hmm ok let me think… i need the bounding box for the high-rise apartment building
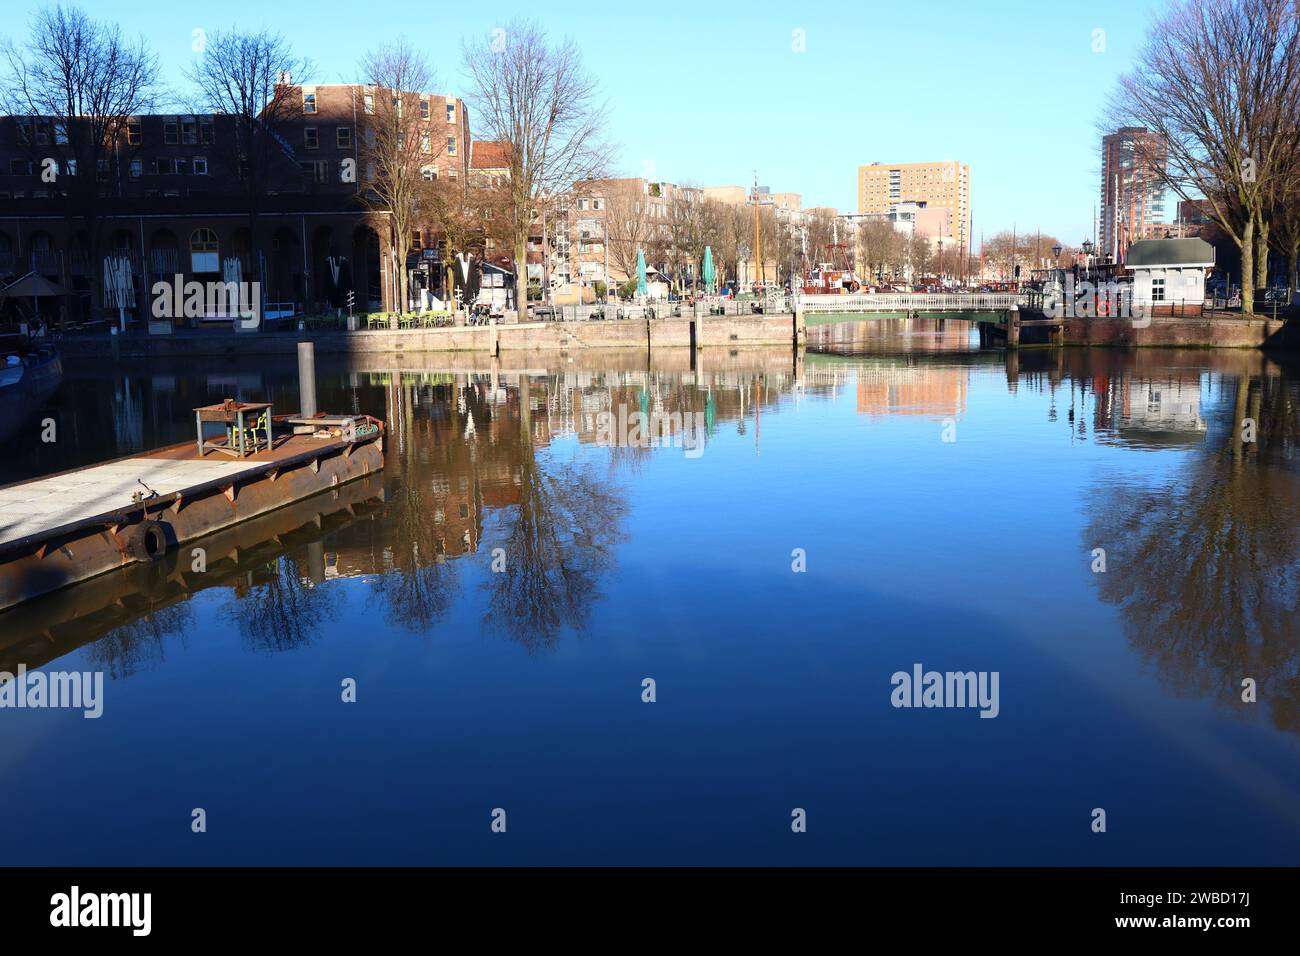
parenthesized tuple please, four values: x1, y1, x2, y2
(1100, 127, 1168, 262)
(858, 161, 969, 251)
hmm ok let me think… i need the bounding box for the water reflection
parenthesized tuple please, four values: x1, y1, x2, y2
(0, 474, 386, 676)
(1, 345, 1297, 745)
(808, 316, 978, 354)
(1084, 355, 1300, 732)
(853, 362, 969, 418)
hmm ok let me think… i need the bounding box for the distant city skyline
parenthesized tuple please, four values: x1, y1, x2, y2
(3, 0, 1167, 243)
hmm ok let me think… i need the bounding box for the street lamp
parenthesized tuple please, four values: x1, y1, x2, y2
(1081, 239, 1094, 280)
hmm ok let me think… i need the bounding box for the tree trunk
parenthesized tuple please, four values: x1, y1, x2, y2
(515, 234, 527, 314)
(1240, 216, 1255, 316)
(1287, 247, 1298, 302)
(1255, 222, 1269, 292)
(540, 206, 549, 306)
(394, 233, 408, 314)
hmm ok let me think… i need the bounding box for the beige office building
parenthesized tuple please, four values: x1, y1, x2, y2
(858, 161, 970, 251)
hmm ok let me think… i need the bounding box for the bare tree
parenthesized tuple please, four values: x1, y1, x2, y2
(1108, 0, 1300, 314)
(981, 230, 1071, 281)
(1266, 150, 1300, 297)
(665, 187, 705, 293)
(357, 40, 442, 313)
(2, 3, 158, 321)
(697, 198, 733, 289)
(187, 30, 306, 274)
(421, 173, 511, 307)
(602, 182, 654, 281)
(759, 207, 795, 288)
(724, 202, 751, 289)
(909, 232, 934, 279)
(462, 18, 609, 311)
(802, 209, 840, 269)
(859, 219, 905, 281)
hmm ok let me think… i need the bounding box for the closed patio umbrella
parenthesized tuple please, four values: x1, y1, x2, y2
(702, 246, 715, 294)
(2, 271, 68, 326)
(636, 248, 648, 299)
(103, 255, 136, 332)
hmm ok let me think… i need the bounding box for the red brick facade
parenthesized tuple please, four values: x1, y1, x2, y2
(0, 83, 471, 325)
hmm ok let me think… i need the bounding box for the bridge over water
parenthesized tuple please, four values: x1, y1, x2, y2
(794, 293, 1062, 347)
(795, 293, 1025, 323)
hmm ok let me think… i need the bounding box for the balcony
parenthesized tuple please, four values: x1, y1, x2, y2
(70, 251, 95, 276)
(105, 249, 144, 274)
(149, 248, 180, 275)
(29, 250, 62, 275)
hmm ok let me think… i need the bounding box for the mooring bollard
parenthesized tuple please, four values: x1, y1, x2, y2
(1006, 309, 1021, 348)
(298, 341, 317, 417)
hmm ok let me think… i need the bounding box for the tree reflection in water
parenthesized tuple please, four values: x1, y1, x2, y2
(369, 556, 462, 634)
(362, 377, 479, 634)
(231, 555, 340, 652)
(85, 602, 195, 679)
(364, 374, 631, 650)
(482, 460, 627, 653)
(1087, 362, 1300, 732)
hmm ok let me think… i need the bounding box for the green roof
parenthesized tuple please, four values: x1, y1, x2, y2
(1126, 238, 1215, 267)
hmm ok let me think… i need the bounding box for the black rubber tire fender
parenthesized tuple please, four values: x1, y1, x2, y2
(123, 519, 169, 562)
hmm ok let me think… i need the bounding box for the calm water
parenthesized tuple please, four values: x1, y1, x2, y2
(1, 320, 1298, 865)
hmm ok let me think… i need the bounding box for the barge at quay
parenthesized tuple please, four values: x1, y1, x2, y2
(0, 404, 384, 613)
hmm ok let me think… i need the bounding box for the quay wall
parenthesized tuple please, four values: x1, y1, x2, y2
(59, 315, 803, 359)
(1058, 315, 1291, 349)
(53, 312, 1297, 358)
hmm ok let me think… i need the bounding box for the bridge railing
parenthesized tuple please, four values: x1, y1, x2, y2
(795, 293, 1024, 313)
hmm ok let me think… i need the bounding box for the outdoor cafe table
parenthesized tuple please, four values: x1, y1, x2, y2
(193, 401, 274, 458)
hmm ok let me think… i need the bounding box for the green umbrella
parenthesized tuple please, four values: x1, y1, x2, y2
(702, 246, 715, 293)
(636, 247, 648, 298)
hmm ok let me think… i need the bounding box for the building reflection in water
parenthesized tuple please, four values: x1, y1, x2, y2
(343, 366, 788, 650)
(0, 361, 797, 666)
(855, 363, 968, 418)
(1082, 355, 1300, 734)
(808, 316, 978, 355)
(1, 347, 1296, 738)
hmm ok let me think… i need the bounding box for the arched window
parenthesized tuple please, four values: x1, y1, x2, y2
(190, 228, 219, 273)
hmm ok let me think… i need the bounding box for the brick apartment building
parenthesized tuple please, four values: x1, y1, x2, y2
(0, 79, 471, 326)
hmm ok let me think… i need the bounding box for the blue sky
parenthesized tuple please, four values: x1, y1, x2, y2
(18, 0, 1166, 243)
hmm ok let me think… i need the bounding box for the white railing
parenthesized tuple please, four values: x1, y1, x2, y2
(795, 293, 1022, 313)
